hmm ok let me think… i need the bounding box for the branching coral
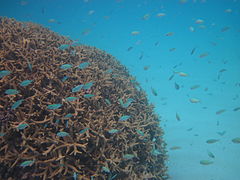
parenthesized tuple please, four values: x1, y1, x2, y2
(0, 17, 168, 179)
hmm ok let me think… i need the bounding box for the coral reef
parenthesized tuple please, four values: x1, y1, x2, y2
(0, 17, 168, 179)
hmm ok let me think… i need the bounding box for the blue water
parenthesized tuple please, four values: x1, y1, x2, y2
(1, 0, 240, 179)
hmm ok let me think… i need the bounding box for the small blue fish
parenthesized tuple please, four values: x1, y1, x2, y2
(73, 172, 77, 180)
(71, 84, 84, 93)
(217, 131, 226, 136)
(102, 166, 110, 173)
(47, 104, 62, 110)
(124, 98, 134, 108)
(112, 74, 118, 78)
(105, 99, 111, 105)
(110, 174, 117, 180)
(108, 129, 120, 134)
(20, 80, 33, 87)
(83, 81, 94, 90)
(119, 115, 131, 121)
(0, 70, 11, 78)
(55, 119, 60, 124)
(151, 87, 158, 96)
(64, 113, 73, 118)
(5, 89, 19, 95)
(232, 137, 240, 144)
(56, 131, 70, 137)
(83, 94, 94, 98)
(200, 160, 214, 165)
(65, 120, 69, 128)
(79, 128, 89, 134)
(20, 160, 35, 167)
(119, 98, 134, 108)
(61, 76, 69, 82)
(206, 139, 219, 144)
(136, 129, 144, 136)
(151, 149, 162, 156)
(11, 99, 24, 110)
(0, 132, 5, 137)
(70, 50, 76, 56)
(66, 97, 79, 101)
(105, 69, 113, 73)
(60, 64, 73, 70)
(58, 44, 70, 50)
(207, 151, 215, 158)
(130, 79, 136, 83)
(17, 123, 29, 130)
(127, 98, 134, 103)
(78, 62, 90, 69)
(119, 99, 124, 107)
(123, 154, 135, 159)
(71, 41, 81, 47)
(27, 60, 32, 71)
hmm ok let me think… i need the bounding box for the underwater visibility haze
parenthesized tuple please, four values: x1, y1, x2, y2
(0, 0, 240, 180)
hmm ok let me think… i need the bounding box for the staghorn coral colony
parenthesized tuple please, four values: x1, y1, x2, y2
(0, 17, 168, 180)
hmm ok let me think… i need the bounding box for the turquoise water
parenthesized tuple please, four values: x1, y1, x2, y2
(1, 0, 240, 179)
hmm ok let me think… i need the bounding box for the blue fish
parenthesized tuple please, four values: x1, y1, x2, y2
(119, 98, 134, 108)
(73, 172, 77, 180)
(27, 60, 32, 71)
(83, 94, 94, 98)
(151, 149, 162, 156)
(108, 129, 120, 134)
(122, 102, 131, 108)
(11, 99, 24, 110)
(60, 64, 73, 70)
(207, 151, 215, 159)
(105, 69, 113, 73)
(5, 89, 19, 95)
(54, 119, 60, 124)
(47, 104, 62, 110)
(64, 113, 73, 118)
(56, 131, 69, 137)
(110, 174, 117, 180)
(58, 44, 70, 50)
(105, 99, 111, 105)
(20, 160, 35, 167)
(79, 128, 89, 134)
(20, 80, 33, 87)
(124, 98, 134, 107)
(65, 97, 79, 101)
(71, 84, 84, 93)
(71, 41, 81, 47)
(0, 70, 11, 78)
(70, 50, 76, 56)
(136, 129, 144, 136)
(0, 133, 5, 137)
(65, 120, 69, 128)
(77, 62, 90, 69)
(61, 76, 69, 82)
(102, 166, 110, 173)
(17, 123, 29, 130)
(119, 99, 124, 106)
(119, 115, 131, 121)
(123, 154, 135, 159)
(83, 81, 94, 90)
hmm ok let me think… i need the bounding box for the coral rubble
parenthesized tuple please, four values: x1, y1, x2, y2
(0, 17, 168, 179)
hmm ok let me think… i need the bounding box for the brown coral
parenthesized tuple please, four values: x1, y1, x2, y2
(0, 17, 168, 180)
